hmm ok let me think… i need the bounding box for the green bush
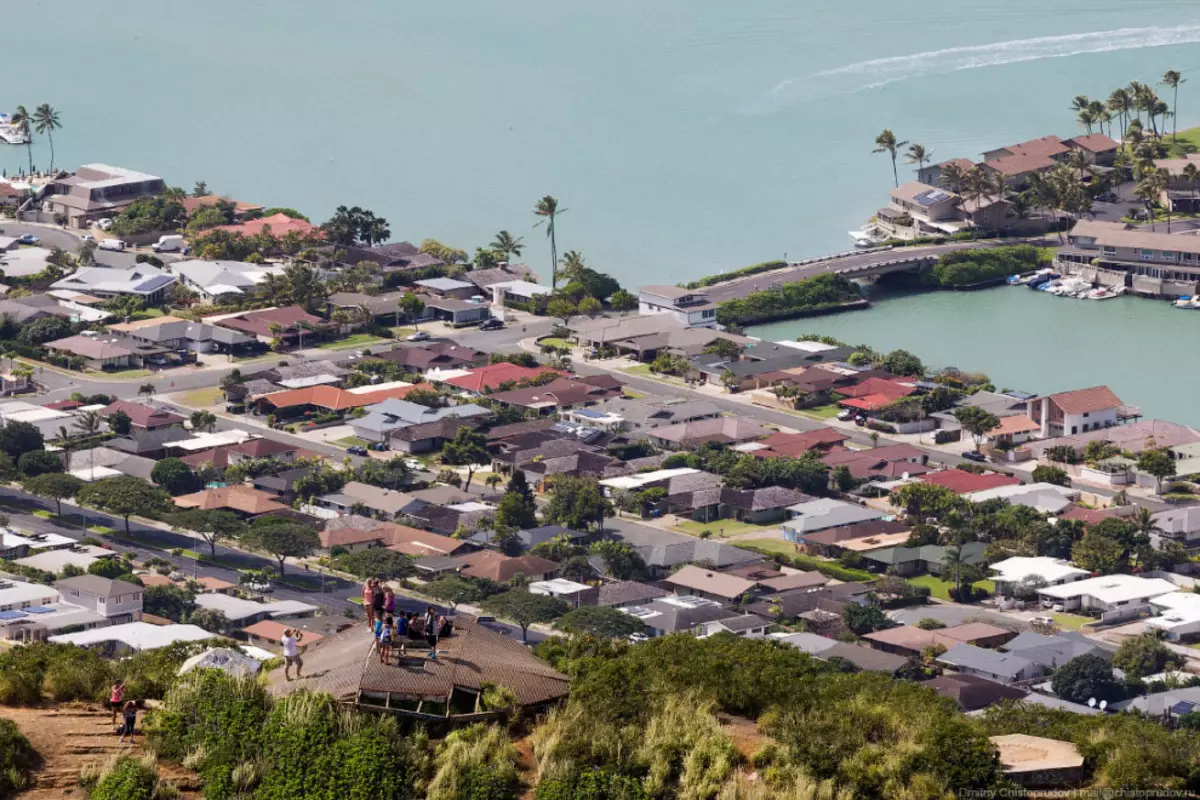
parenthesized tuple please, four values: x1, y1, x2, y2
(929, 245, 1040, 287)
(0, 717, 38, 797)
(736, 545, 874, 583)
(715, 273, 861, 326)
(685, 259, 786, 289)
(0, 643, 113, 705)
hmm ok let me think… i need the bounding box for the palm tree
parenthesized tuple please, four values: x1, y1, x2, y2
(138, 383, 156, 402)
(1108, 88, 1132, 141)
(1154, 100, 1172, 140)
(1077, 107, 1097, 134)
(533, 196, 566, 288)
(1070, 95, 1092, 114)
(559, 250, 587, 283)
(904, 143, 931, 177)
(1183, 162, 1200, 212)
(365, 217, 390, 246)
(10, 106, 33, 173)
(1163, 70, 1186, 141)
(872, 129, 908, 188)
(1128, 81, 1149, 124)
(1065, 148, 1095, 183)
(31, 104, 61, 172)
(489, 230, 524, 265)
(1135, 172, 1167, 231)
(73, 410, 101, 440)
(938, 162, 971, 195)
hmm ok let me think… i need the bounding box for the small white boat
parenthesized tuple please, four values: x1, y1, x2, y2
(848, 224, 889, 248)
(1087, 286, 1123, 300)
(1049, 277, 1091, 297)
(1174, 295, 1199, 308)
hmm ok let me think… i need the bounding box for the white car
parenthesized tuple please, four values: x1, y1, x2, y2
(1030, 616, 1054, 627)
(97, 218, 113, 231)
(406, 331, 430, 342)
(79, 234, 95, 243)
(246, 581, 273, 594)
(403, 458, 423, 471)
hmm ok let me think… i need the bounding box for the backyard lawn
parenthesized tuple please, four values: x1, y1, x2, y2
(673, 518, 779, 539)
(799, 404, 842, 420)
(129, 307, 165, 321)
(908, 574, 996, 601)
(1051, 612, 1091, 632)
(318, 333, 390, 350)
(180, 386, 223, 408)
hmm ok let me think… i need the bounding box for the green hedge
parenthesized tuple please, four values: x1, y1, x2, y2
(715, 273, 862, 326)
(738, 544, 875, 582)
(685, 260, 786, 289)
(929, 245, 1041, 287)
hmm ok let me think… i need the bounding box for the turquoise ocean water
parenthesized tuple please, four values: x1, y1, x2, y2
(5, 1, 1200, 287)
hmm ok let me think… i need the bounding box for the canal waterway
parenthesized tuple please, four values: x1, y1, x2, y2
(5, 1, 1200, 286)
(748, 287, 1200, 426)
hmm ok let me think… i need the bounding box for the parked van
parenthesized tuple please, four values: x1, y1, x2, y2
(151, 234, 184, 253)
(98, 239, 126, 252)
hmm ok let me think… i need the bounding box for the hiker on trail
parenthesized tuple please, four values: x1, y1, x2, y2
(282, 628, 304, 681)
(109, 680, 125, 725)
(379, 615, 394, 665)
(424, 606, 438, 651)
(362, 580, 376, 629)
(118, 701, 137, 744)
(371, 579, 385, 626)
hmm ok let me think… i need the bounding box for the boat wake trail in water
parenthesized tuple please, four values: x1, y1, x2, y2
(755, 24, 1200, 111)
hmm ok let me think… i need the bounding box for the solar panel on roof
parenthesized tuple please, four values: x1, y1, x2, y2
(135, 275, 175, 293)
(22, 606, 54, 614)
(1171, 701, 1197, 716)
(574, 409, 607, 419)
(0, 610, 27, 620)
(913, 188, 951, 206)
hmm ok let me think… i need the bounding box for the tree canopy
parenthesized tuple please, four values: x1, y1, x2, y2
(78, 476, 170, 534)
(242, 519, 320, 577)
(151, 458, 201, 496)
(1050, 653, 1122, 705)
(481, 590, 569, 641)
(542, 476, 612, 531)
(555, 606, 647, 639)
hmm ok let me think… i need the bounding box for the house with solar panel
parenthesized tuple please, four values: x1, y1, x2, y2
(50, 264, 177, 302)
(878, 181, 1010, 240)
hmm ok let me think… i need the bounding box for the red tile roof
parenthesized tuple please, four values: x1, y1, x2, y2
(243, 619, 324, 645)
(1067, 133, 1120, 153)
(257, 382, 434, 412)
(44, 399, 82, 411)
(1057, 504, 1126, 526)
(173, 485, 290, 514)
(443, 363, 565, 393)
(920, 469, 1022, 495)
(100, 400, 186, 429)
(838, 378, 915, 400)
(983, 153, 1057, 176)
(460, 553, 558, 583)
(988, 416, 1042, 436)
(489, 377, 620, 409)
(755, 428, 849, 459)
(212, 306, 325, 339)
(1046, 386, 1122, 415)
(212, 213, 319, 239)
(1004, 135, 1070, 159)
(179, 437, 298, 469)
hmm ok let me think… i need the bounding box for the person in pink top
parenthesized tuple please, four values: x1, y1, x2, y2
(363, 580, 376, 629)
(109, 680, 125, 726)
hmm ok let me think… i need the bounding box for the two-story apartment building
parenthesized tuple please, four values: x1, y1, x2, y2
(1060, 221, 1200, 297)
(1025, 385, 1126, 438)
(637, 286, 719, 328)
(55, 575, 144, 624)
(41, 164, 166, 229)
(1152, 153, 1200, 212)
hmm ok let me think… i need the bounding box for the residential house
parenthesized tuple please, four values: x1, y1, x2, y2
(252, 382, 433, 418)
(637, 285, 720, 328)
(1150, 152, 1200, 211)
(252, 467, 310, 502)
(108, 427, 193, 460)
(716, 486, 812, 524)
(646, 416, 768, 450)
(860, 541, 986, 577)
(792, 519, 910, 557)
(420, 296, 493, 327)
(488, 279, 553, 307)
(1058, 222, 1200, 297)
(326, 291, 409, 327)
(348, 398, 491, 444)
(41, 164, 165, 228)
(965, 483, 1078, 514)
(663, 565, 757, 603)
(459, 552, 558, 583)
(49, 621, 213, 653)
(209, 306, 327, 348)
(863, 625, 959, 658)
(443, 362, 565, 395)
(240, 619, 325, 652)
(378, 340, 488, 372)
(752, 428, 850, 459)
(193, 594, 318, 628)
(1145, 591, 1200, 641)
(917, 157, 976, 187)
(621, 595, 731, 637)
(414, 277, 479, 299)
(318, 482, 414, 521)
(1003, 630, 1111, 671)
(173, 485, 290, 518)
(469, 525, 594, 553)
(488, 376, 624, 415)
(170, 260, 287, 305)
(781, 498, 885, 543)
(1065, 133, 1120, 165)
(822, 643, 911, 674)
(99, 400, 185, 431)
(1027, 419, 1200, 461)
(596, 580, 670, 609)
(694, 614, 769, 638)
(1037, 574, 1177, 615)
(1025, 385, 1127, 438)
(979, 153, 1058, 188)
(462, 265, 539, 292)
(938, 643, 1043, 683)
(927, 674, 1029, 712)
(210, 212, 319, 240)
(528, 578, 599, 608)
(989, 556, 1090, 598)
(55, 576, 144, 624)
(67, 447, 156, 482)
(820, 444, 930, 481)
(107, 316, 253, 355)
(918, 469, 1022, 495)
(337, 241, 442, 272)
(881, 182, 1010, 237)
(1152, 505, 1200, 549)
(43, 334, 167, 371)
(179, 437, 305, 471)
(50, 265, 176, 301)
(180, 195, 264, 219)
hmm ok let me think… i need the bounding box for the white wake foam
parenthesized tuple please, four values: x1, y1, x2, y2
(761, 24, 1200, 108)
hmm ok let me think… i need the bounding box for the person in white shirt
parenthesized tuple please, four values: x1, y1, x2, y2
(282, 628, 304, 681)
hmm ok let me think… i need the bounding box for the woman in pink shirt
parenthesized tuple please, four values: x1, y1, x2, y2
(362, 580, 376, 629)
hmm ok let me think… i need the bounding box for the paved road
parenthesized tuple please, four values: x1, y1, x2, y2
(0, 220, 183, 269)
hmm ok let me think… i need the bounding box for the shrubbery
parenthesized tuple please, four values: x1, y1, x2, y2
(715, 273, 861, 326)
(929, 245, 1042, 287)
(684, 259, 786, 289)
(0, 717, 39, 797)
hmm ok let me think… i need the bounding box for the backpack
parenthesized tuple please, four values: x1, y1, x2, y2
(381, 626, 393, 644)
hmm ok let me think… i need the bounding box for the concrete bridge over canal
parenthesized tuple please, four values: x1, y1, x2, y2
(700, 241, 1025, 303)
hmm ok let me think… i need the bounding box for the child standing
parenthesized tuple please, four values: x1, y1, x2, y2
(118, 701, 137, 744)
(379, 615, 394, 664)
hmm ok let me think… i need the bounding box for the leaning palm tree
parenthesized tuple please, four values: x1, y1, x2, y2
(1135, 173, 1166, 231)
(1108, 88, 1132, 141)
(10, 105, 33, 173)
(1163, 70, 1186, 141)
(1069, 94, 1092, 114)
(533, 196, 566, 288)
(937, 162, 971, 195)
(872, 129, 907, 188)
(904, 142, 931, 177)
(1076, 107, 1096, 134)
(1065, 148, 1095, 183)
(489, 230, 524, 265)
(32, 104, 62, 172)
(73, 410, 101, 439)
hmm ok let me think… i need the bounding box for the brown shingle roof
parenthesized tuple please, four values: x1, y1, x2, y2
(100, 400, 186, 429)
(663, 564, 756, 599)
(982, 153, 1057, 176)
(460, 554, 557, 583)
(174, 485, 289, 515)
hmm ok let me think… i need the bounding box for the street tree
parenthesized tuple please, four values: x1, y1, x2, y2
(953, 406, 1001, 451)
(0, 420, 44, 461)
(151, 458, 201, 496)
(1136, 449, 1176, 494)
(440, 427, 490, 487)
(18, 450, 63, 478)
(546, 297, 577, 327)
(543, 476, 611, 531)
(22, 473, 84, 518)
(422, 575, 492, 611)
(78, 476, 170, 535)
(400, 292, 425, 329)
(494, 471, 538, 530)
(555, 605, 647, 639)
(482, 589, 569, 641)
(577, 296, 603, 318)
(169, 509, 246, 560)
(242, 520, 319, 577)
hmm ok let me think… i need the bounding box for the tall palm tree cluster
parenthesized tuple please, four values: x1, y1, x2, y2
(1073, 71, 1184, 143)
(9, 103, 63, 174)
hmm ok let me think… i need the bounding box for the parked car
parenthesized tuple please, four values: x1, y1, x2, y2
(16, 234, 39, 245)
(479, 318, 504, 331)
(98, 238, 126, 252)
(246, 580, 273, 594)
(403, 458, 423, 471)
(97, 218, 113, 231)
(836, 409, 854, 421)
(79, 234, 95, 243)
(346, 445, 369, 456)
(406, 331, 431, 342)
(1095, 192, 1118, 203)
(1031, 615, 1054, 627)
(961, 450, 986, 462)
